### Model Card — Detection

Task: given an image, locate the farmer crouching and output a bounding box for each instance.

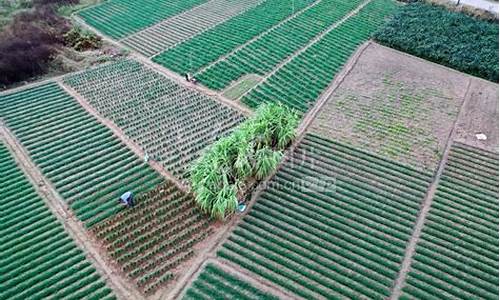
[118,191,134,208]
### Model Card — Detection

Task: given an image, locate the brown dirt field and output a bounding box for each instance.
[309,42,473,172]
[454,78,499,153]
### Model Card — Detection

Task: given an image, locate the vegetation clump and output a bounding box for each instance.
[190,103,299,219]
[375,1,499,82]
[64,26,102,51]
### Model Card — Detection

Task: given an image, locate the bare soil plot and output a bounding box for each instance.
[454,78,499,153]
[309,43,471,172]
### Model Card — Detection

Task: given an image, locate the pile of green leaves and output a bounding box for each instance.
[190,103,299,219]
[374,1,499,82]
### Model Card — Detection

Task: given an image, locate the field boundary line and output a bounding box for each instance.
[195,0,322,76]
[57,81,191,193]
[389,77,475,299]
[236,0,373,101]
[0,125,143,300]
[132,53,253,115]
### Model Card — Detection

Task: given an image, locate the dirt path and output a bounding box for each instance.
[195,0,322,76]
[237,0,373,101]
[0,125,143,300]
[388,77,474,299]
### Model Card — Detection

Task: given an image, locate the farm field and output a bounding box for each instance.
[183,263,278,299]
[0,82,163,227]
[196,0,367,91]
[152,0,317,73]
[241,0,398,112]
[0,142,115,300]
[401,143,499,299]
[77,0,208,39]
[309,42,471,171]
[90,182,213,295]
[375,1,499,82]
[121,0,264,57]
[217,133,433,299]
[63,59,245,181]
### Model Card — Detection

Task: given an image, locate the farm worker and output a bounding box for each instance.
[119,191,134,207]
[185,73,191,82]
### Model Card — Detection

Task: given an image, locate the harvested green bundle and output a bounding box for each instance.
[190,103,299,219]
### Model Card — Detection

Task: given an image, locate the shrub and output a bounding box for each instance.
[0,6,70,86]
[190,103,299,219]
[374,1,499,82]
[64,26,102,51]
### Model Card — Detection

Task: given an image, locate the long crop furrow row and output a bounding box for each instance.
[242,0,398,112]
[402,143,499,300]
[123,0,264,57]
[0,143,115,300]
[197,0,365,91]
[0,83,162,226]
[78,0,208,39]
[218,133,431,299]
[64,59,245,181]
[153,0,317,74]
[90,183,213,295]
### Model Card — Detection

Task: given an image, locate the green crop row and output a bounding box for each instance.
[402,143,499,300]
[0,143,114,300]
[153,0,316,73]
[218,133,431,298]
[197,0,364,91]
[242,0,398,112]
[0,82,162,226]
[184,263,279,299]
[78,0,208,39]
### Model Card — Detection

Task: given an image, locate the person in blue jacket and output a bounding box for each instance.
[118,191,134,207]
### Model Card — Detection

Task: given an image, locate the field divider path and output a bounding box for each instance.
[168,41,369,299]
[236,0,373,101]
[389,76,475,299]
[57,80,190,193]
[195,0,322,76]
[0,124,144,300]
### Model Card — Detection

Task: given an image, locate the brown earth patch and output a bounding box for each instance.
[309,42,472,172]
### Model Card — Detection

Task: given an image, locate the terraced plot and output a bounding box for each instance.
[401,143,499,300]
[91,182,212,295]
[197,0,365,91]
[122,0,264,57]
[78,0,208,39]
[0,143,115,300]
[64,59,245,180]
[242,0,398,112]
[153,0,317,73]
[308,42,467,171]
[218,133,433,299]
[183,264,278,299]
[0,83,163,227]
